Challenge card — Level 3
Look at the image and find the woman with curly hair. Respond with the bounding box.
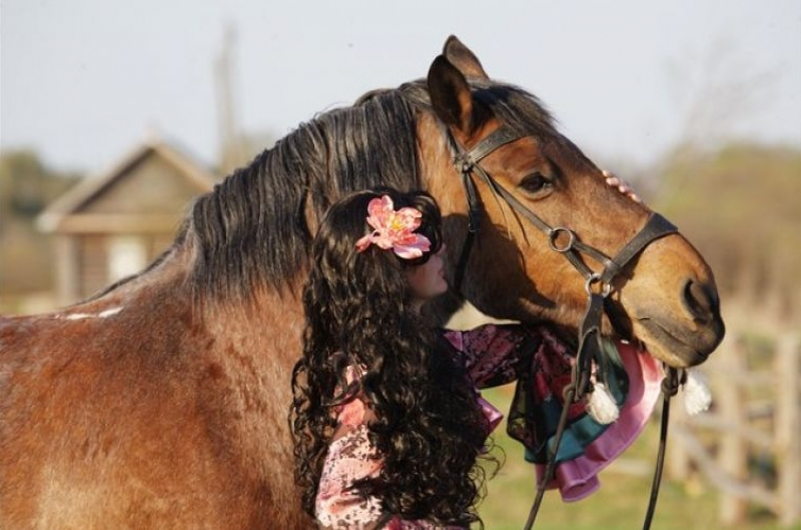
[290,188,665,528]
[291,188,511,528]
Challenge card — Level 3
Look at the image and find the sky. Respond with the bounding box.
[1,0,799,175]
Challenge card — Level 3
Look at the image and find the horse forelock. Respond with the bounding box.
[181,79,564,306]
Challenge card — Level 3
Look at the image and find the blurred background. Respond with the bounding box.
[1,0,799,528]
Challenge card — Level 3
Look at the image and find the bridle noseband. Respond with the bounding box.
[444,125,682,530]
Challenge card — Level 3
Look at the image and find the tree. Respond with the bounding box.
[654,142,801,317]
[0,150,82,302]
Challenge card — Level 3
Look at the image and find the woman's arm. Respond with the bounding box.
[443,324,544,388]
[315,397,386,529]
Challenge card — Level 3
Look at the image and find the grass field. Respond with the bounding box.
[477,386,794,530]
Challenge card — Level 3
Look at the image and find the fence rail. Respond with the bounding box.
[667,331,800,527]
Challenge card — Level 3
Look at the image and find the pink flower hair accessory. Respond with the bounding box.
[355,195,431,259]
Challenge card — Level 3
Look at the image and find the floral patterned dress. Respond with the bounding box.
[314,324,661,528]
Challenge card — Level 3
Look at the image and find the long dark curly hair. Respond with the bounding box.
[290,188,493,527]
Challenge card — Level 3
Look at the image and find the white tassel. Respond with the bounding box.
[683,368,712,415]
[586,382,620,424]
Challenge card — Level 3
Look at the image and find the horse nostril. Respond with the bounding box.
[682,279,716,322]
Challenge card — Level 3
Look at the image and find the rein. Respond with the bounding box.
[444,126,681,529]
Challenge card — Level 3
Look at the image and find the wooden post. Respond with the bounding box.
[667,398,691,482]
[775,333,800,527]
[716,337,748,525]
[55,235,80,307]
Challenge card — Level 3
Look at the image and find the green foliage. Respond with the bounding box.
[0,150,82,298]
[0,149,81,220]
[653,142,801,312]
[656,142,800,236]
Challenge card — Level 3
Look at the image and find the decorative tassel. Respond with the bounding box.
[586,382,620,424]
[683,368,712,415]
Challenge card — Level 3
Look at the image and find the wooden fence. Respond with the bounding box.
[667,331,801,527]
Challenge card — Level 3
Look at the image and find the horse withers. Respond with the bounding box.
[0,36,724,528]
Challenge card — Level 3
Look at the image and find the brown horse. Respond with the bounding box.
[0,37,723,528]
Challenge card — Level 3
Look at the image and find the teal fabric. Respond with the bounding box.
[514,339,630,465]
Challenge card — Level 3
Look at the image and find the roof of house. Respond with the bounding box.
[38,133,220,233]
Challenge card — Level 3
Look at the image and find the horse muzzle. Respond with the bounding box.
[629,277,725,367]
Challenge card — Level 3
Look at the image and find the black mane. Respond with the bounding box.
[184,80,562,302]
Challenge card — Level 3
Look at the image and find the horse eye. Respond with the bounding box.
[519,173,551,194]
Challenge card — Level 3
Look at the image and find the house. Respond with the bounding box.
[37,135,219,306]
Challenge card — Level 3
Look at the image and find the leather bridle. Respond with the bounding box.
[443,125,684,530]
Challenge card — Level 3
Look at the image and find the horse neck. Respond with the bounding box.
[80,235,306,376]
[55,243,195,319]
[203,282,306,364]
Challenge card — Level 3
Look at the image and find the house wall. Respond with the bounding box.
[78,235,108,298]
[68,231,181,302]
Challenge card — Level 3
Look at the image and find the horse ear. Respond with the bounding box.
[443,35,489,80]
[427,55,475,134]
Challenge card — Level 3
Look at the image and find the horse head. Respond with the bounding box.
[419,37,724,367]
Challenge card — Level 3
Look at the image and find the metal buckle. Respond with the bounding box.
[548,227,575,253]
[585,273,612,297]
